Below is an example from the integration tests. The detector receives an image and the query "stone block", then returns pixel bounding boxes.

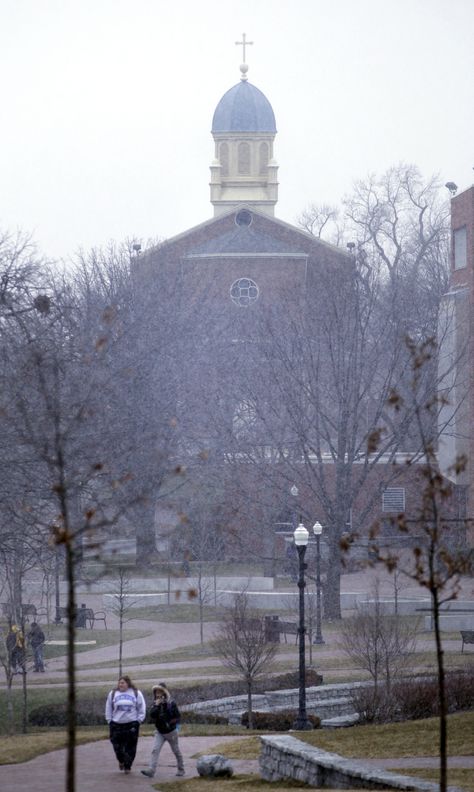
[196,754,234,778]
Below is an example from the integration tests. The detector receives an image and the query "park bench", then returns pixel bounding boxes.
[57,607,107,629]
[461,630,474,652]
[89,610,107,629]
[277,620,299,644]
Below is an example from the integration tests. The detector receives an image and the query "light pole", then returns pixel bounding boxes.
[293,521,312,730]
[312,521,325,645]
[290,485,298,527]
[54,545,62,624]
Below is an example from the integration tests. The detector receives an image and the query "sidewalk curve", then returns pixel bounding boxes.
[0,735,257,792]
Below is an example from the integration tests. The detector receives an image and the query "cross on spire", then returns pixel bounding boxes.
[235,33,253,64]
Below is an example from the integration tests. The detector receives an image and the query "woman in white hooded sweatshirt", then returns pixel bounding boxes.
[105,675,146,773]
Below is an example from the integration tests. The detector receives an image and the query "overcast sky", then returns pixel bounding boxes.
[1,0,473,262]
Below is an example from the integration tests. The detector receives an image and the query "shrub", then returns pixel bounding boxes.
[28,671,323,728]
[240,709,320,730]
[350,685,397,724]
[29,700,104,727]
[352,668,474,725]
[393,677,439,721]
[170,669,322,705]
[445,668,474,712]
[180,711,228,725]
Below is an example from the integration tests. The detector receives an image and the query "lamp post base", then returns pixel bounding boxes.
[313,636,325,644]
[292,717,313,730]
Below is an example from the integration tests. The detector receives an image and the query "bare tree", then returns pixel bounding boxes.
[220,166,453,619]
[172,495,226,643]
[297,202,344,244]
[370,337,473,792]
[339,583,418,694]
[212,592,277,729]
[107,567,138,677]
[0,234,180,791]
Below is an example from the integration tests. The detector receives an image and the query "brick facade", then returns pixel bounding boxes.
[440,186,474,543]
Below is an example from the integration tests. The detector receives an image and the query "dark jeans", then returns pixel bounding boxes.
[33,644,45,671]
[109,720,140,770]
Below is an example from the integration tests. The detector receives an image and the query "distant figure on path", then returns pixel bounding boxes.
[27,621,45,671]
[105,675,146,774]
[76,603,88,628]
[6,624,25,674]
[141,682,185,778]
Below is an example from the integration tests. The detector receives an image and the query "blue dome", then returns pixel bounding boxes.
[212,81,276,133]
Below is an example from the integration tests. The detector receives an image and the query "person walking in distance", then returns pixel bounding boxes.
[141,683,185,778]
[27,621,45,672]
[105,675,146,774]
[6,624,25,674]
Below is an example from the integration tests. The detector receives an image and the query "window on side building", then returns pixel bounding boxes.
[382,488,405,512]
[453,226,467,270]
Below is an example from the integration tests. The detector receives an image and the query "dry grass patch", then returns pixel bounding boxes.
[299,711,474,759]
[213,711,474,762]
[392,768,474,792]
[0,729,108,765]
[154,775,313,791]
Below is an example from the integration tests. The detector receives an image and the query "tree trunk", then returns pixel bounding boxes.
[247,680,253,729]
[65,541,77,792]
[6,674,14,735]
[324,542,341,620]
[119,610,123,677]
[136,502,156,566]
[21,647,28,733]
[432,589,447,792]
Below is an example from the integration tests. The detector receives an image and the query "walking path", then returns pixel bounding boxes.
[1,735,473,792]
[0,735,258,792]
[2,567,473,790]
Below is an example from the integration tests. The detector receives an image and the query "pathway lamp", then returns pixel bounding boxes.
[293,521,312,730]
[312,521,325,644]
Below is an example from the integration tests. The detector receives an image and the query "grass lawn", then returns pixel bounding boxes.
[129,604,224,622]
[0,723,244,764]
[154,769,474,792]
[389,768,474,792]
[42,625,151,659]
[210,710,474,760]
[73,641,217,670]
[155,776,309,791]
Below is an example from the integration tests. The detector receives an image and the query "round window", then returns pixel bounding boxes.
[230,277,259,307]
[235,209,253,227]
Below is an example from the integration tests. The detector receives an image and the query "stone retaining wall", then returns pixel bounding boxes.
[259,735,457,791]
[183,681,372,723]
[183,693,267,717]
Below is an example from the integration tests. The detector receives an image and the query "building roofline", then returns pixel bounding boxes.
[144,206,351,258]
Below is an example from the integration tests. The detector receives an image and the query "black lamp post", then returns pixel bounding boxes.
[54,546,62,624]
[312,521,325,645]
[290,484,299,528]
[293,521,312,730]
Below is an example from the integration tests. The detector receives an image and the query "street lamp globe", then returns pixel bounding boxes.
[294,522,309,546]
[312,521,323,536]
[290,484,299,498]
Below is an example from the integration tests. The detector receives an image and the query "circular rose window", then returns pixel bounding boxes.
[230,277,259,307]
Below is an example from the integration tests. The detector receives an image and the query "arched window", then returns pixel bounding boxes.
[259,142,269,175]
[238,142,251,175]
[220,143,229,176]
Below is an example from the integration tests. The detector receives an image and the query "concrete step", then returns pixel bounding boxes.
[321,713,359,728]
[308,696,356,719]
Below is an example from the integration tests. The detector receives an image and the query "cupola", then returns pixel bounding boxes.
[210,48,279,217]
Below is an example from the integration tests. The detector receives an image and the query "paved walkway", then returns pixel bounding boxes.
[4,563,470,695]
[0,735,258,792]
[2,567,473,791]
[1,735,473,792]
